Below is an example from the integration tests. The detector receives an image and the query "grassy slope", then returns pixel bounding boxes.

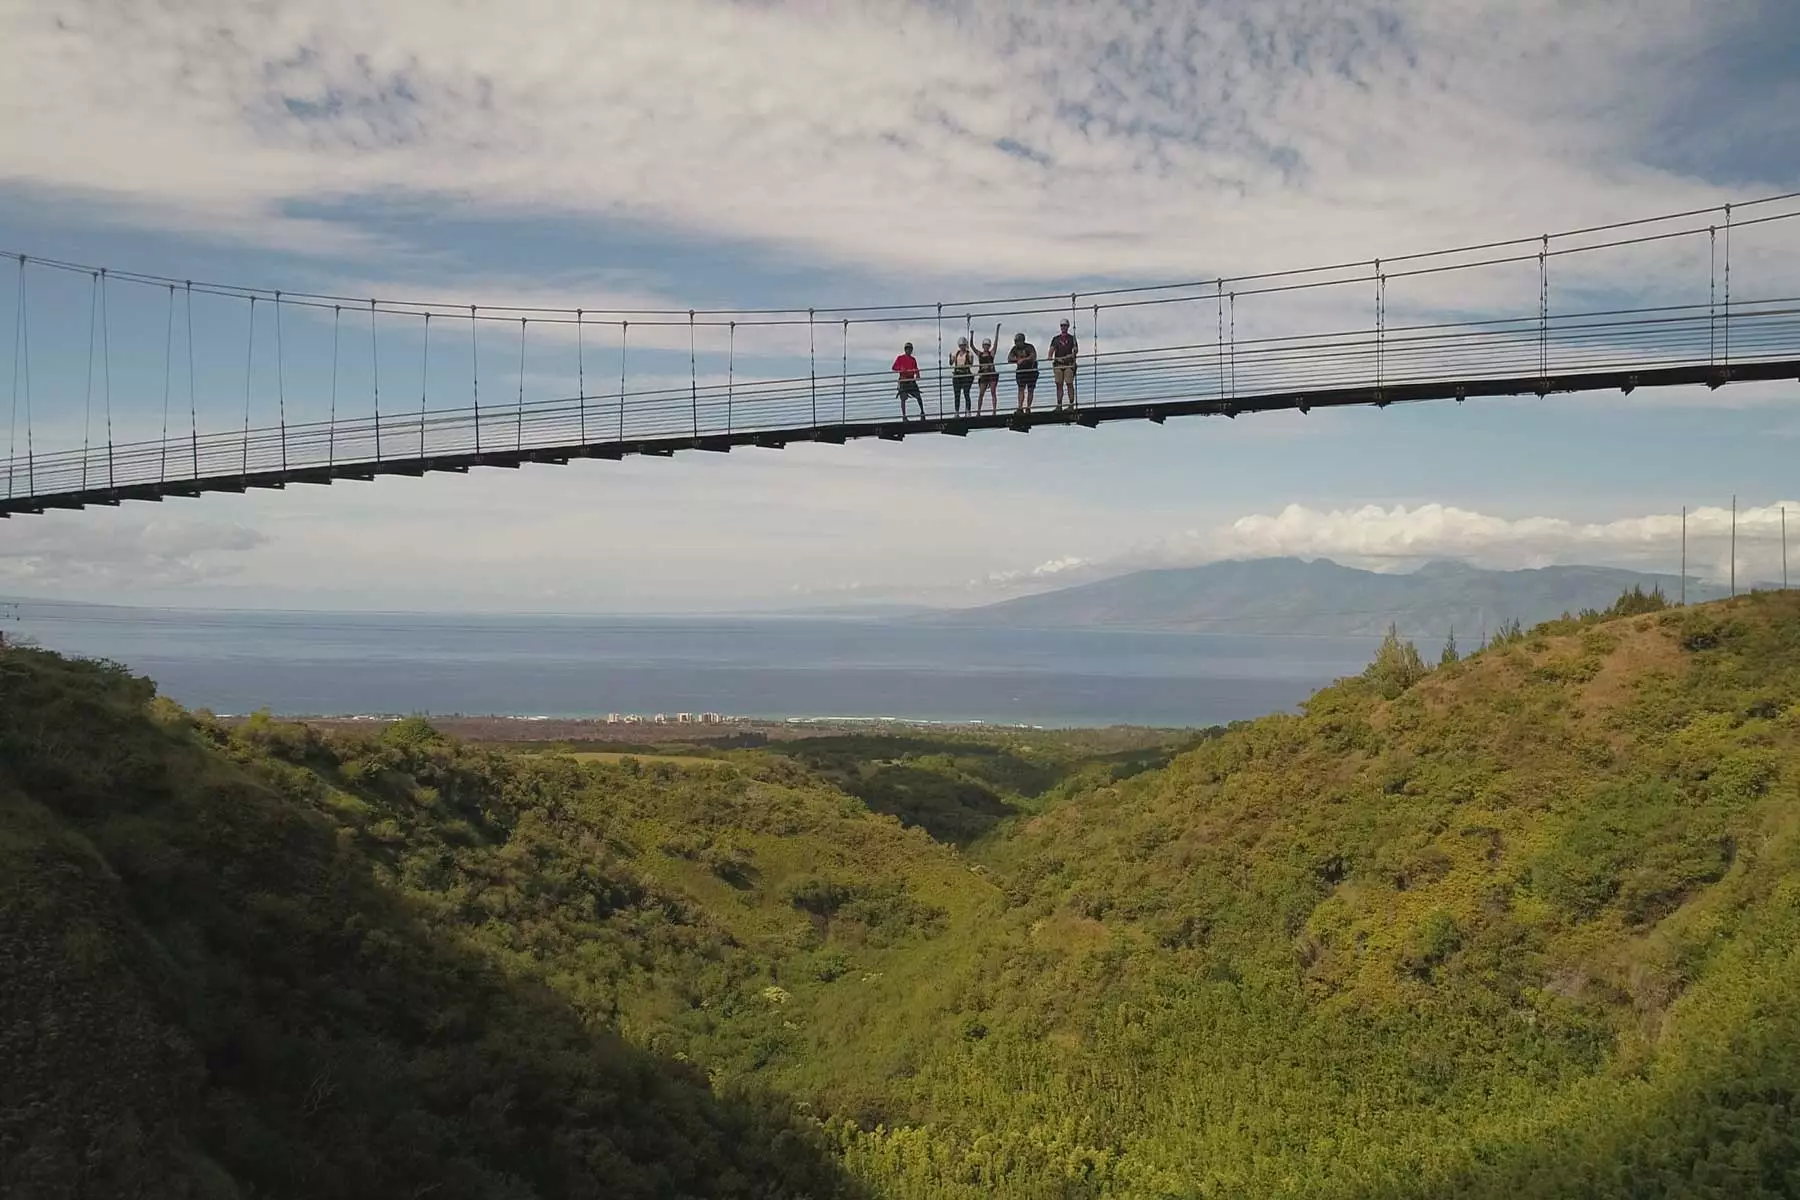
[5,594,1800,1199]
[835,595,1800,1197]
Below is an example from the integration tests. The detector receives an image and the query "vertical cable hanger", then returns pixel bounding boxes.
[689,309,699,438]
[100,269,113,488]
[728,320,737,434]
[1722,202,1733,369]
[242,295,256,476]
[187,283,198,479]
[617,320,628,442]
[275,292,288,473]
[1229,291,1237,399]
[328,305,340,467]
[18,259,29,497]
[808,308,817,426]
[515,317,527,451]
[471,304,481,454]
[159,284,174,484]
[576,308,586,445]
[936,301,944,419]
[82,271,97,490]
[840,320,849,423]
[1216,279,1226,405]
[7,256,24,499]
[418,312,431,456]
[1537,233,1549,389]
[1373,259,1384,400]
[1091,304,1099,410]
[370,298,382,460]
[1708,223,1717,367]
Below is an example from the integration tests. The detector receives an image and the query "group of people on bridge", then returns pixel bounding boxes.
[891,320,1079,421]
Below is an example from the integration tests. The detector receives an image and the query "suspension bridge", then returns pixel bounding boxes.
[4,193,1800,519]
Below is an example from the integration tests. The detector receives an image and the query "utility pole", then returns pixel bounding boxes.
[1731,495,1737,598]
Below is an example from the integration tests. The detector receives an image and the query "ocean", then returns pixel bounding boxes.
[8,602,1380,728]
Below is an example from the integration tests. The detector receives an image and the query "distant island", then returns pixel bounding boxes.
[926,557,1738,637]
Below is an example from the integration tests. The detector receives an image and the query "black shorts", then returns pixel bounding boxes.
[898,380,922,399]
[1016,372,1039,390]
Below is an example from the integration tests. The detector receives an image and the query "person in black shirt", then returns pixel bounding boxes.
[1008,332,1039,414]
[1050,319,1079,410]
[975,328,1000,414]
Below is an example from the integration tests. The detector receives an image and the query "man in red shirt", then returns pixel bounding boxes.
[892,342,925,420]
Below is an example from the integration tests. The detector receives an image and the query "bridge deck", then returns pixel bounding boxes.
[4,358,1793,517]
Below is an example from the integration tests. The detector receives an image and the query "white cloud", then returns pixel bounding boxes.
[2,0,1789,286]
[0,513,268,590]
[993,500,1800,592]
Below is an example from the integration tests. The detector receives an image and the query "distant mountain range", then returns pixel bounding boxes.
[927,558,1740,638]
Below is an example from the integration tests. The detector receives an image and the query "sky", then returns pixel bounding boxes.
[1,0,1799,613]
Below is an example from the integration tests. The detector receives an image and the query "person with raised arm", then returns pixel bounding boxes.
[975,324,1001,414]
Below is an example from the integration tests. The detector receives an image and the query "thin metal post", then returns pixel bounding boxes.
[1681,505,1687,606]
[689,310,699,438]
[1092,304,1099,409]
[471,305,481,454]
[576,308,585,445]
[728,321,736,434]
[808,308,817,426]
[840,320,848,424]
[1709,226,1718,366]
[1229,292,1237,398]
[617,320,628,441]
[1731,495,1737,597]
[1784,506,1788,590]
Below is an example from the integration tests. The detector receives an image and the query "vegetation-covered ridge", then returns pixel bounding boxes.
[4,591,1800,1198]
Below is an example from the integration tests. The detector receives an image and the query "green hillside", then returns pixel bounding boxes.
[5,592,1800,1197]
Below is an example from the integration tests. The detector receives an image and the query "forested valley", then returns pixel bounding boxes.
[4,590,1799,1198]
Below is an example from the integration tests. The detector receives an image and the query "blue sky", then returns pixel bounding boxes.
[1,0,1799,611]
